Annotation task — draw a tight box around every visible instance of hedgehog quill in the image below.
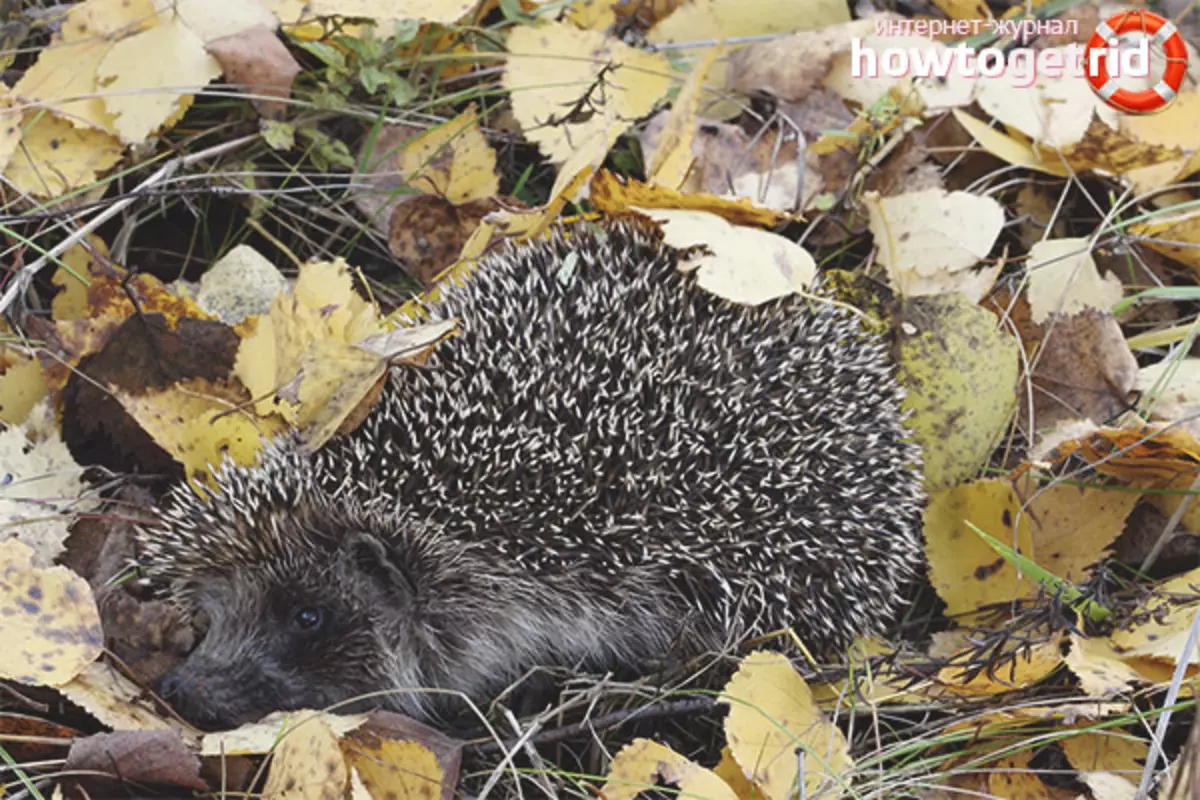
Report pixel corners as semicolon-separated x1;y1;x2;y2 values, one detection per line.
139;220;924;730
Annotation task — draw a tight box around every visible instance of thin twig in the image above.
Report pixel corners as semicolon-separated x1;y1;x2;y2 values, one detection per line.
1136;606;1200;798
1141;472;1200;575
468;695;715;756
0;133;258;318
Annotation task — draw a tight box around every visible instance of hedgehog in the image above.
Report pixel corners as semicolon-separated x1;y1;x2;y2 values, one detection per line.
138;218;924;731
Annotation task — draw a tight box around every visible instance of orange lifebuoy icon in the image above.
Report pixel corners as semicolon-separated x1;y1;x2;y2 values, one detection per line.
1084;10;1188;114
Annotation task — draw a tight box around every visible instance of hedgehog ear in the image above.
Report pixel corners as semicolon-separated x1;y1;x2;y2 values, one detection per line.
341;532;418;600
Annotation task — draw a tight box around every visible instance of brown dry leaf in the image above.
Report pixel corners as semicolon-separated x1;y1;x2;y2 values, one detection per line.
725;18;874;102
262;716;348;800
1012;184;1068;250
354;120;426;235
66;731;207;792
923;477;1138;617
0;539;103;687
387;196;500;284
633;207;815;305
864;188;1004;301
114;377;285;491
390;205;560;319
1026;238;1123;323
590;170;787;227
1010;308;1138;433
639;115;807;212
503;22;670;166
937;634;1064;696
601;739;738;800
1027;421;1200;486
862;135;943;199
4;112;124;198
59;312;240;481
645;43;721;188
721;651;852;799
1065;115;1187;177
206;24;299;119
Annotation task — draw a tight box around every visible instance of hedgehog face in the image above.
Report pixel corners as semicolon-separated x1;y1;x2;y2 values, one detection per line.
157;535;408;730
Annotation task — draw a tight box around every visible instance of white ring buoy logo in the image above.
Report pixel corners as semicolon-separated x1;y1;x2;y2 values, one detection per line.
1084;10;1188;114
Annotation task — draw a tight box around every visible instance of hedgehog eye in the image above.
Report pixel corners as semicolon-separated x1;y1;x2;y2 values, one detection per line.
292;606;324;631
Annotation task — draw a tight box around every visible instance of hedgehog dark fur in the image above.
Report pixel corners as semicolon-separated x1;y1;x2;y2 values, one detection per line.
140;219;924;730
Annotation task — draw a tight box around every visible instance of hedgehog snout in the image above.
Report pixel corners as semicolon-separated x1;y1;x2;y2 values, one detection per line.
158;647;300;730
158;659;246;731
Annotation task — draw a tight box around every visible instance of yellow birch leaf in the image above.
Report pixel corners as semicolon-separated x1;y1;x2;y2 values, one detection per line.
310;0;477;22
342;738;445;800
0;539;103;688
924;477;1136;617
115;378;284;491
503;21;671;164
13;0;156;131
721;651;852;800
262;717;348;800
392;105;499;204
4;112;124;198
1110;567;1200;664
952;108;1070;177
602;739;738;800
95;15;222;145
646;43;722;188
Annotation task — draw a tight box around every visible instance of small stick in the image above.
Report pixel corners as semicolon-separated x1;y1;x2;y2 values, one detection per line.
0;133;259;318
